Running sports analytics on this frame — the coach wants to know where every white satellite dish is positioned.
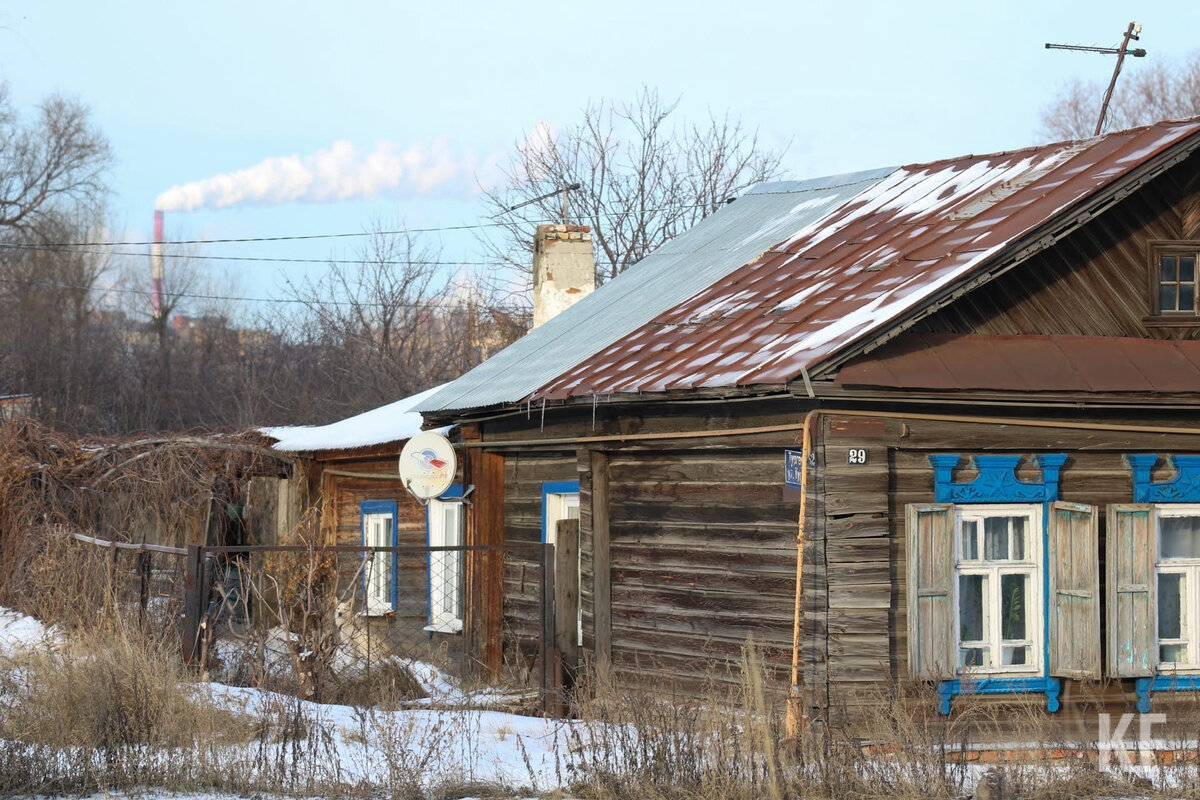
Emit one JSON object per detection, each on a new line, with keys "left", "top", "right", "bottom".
{"left": 399, "top": 431, "right": 457, "bottom": 500}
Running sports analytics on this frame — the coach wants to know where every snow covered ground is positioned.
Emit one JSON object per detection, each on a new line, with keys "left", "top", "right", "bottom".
{"left": 0, "top": 605, "right": 60, "bottom": 656}
{"left": 0, "top": 605, "right": 575, "bottom": 799}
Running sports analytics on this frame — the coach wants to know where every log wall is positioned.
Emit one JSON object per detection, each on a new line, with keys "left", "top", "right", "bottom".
{"left": 308, "top": 451, "right": 460, "bottom": 662}
{"left": 815, "top": 410, "right": 1200, "bottom": 738}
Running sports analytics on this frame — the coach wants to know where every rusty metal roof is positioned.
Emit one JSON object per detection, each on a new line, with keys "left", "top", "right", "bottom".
{"left": 532, "top": 119, "right": 1200, "bottom": 402}
{"left": 836, "top": 334, "right": 1200, "bottom": 393}
{"left": 416, "top": 168, "right": 896, "bottom": 414}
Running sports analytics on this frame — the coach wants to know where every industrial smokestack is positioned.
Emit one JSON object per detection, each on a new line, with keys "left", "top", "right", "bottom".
{"left": 151, "top": 210, "right": 164, "bottom": 317}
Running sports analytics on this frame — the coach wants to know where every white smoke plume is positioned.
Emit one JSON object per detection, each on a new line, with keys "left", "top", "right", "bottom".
{"left": 155, "top": 138, "right": 501, "bottom": 212}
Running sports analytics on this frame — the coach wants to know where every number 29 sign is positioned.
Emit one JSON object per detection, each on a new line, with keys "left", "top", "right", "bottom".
{"left": 847, "top": 448, "right": 868, "bottom": 466}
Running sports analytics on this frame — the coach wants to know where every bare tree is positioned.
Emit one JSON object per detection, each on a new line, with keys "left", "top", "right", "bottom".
{"left": 0, "top": 209, "right": 125, "bottom": 430}
{"left": 1040, "top": 51, "right": 1200, "bottom": 140}
{"left": 483, "top": 87, "right": 786, "bottom": 293}
{"left": 283, "top": 225, "right": 481, "bottom": 419}
{"left": 0, "top": 83, "right": 111, "bottom": 233}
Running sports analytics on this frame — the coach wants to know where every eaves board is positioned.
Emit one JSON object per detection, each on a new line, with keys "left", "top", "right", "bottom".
{"left": 416, "top": 167, "right": 897, "bottom": 414}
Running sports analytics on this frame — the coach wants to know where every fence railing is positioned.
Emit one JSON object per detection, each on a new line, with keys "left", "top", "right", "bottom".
{"left": 70, "top": 530, "right": 582, "bottom": 715}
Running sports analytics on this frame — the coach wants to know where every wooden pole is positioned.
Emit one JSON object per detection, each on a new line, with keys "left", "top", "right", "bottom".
{"left": 1095, "top": 22, "right": 1139, "bottom": 137}
{"left": 555, "top": 518, "right": 580, "bottom": 709}
{"left": 590, "top": 451, "right": 612, "bottom": 670}
{"left": 541, "top": 542, "right": 560, "bottom": 716}
{"left": 182, "top": 544, "right": 204, "bottom": 666}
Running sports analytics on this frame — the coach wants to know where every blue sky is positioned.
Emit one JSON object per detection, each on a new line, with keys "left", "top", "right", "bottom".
{"left": 2, "top": 1, "right": 1199, "bottom": 315}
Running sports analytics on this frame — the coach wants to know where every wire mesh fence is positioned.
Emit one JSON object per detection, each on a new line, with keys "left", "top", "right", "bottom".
{"left": 70, "top": 534, "right": 557, "bottom": 712}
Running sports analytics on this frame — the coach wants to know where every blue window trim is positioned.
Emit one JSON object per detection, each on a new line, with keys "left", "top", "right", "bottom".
{"left": 1125, "top": 454, "right": 1200, "bottom": 710}
{"left": 425, "top": 485, "right": 464, "bottom": 631}
{"left": 1126, "top": 454, "right": 1200, "bottom": 503}
{"left": 541, "top": 480, "right": 580, "bottom": 543}
{"left": 928, "top": 453, "right": 1067, "bottom": 714}
{"left": 1135, "top": 675, "right": 1200, "bottom": 712}
{"left": 361, "top": 499, "right": 399, "bottom": 610}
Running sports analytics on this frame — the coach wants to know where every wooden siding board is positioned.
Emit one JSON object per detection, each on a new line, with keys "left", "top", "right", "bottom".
{"left": 600, "top": 447, "right": 800, "bottom": 691}
{"left": 914, "top": 154, "right": 1200, "bottom": 341}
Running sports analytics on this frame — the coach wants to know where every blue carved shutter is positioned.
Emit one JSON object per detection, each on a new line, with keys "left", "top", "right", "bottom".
{"left": 906, "top": 503, "right": 955, "bottom": 679}
{"left": 1048, "top": 502, "right": 1100, "bottom": 679}
{"left": 1107, "top": 504, "right": 1155, "bottom": 678}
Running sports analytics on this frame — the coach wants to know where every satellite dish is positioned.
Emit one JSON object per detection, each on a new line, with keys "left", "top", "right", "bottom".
{"left": 399, "top": 431, "right": 457, "bottom": 500}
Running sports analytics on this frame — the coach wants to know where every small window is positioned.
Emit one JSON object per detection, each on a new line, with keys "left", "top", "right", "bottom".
{"left": 361, "top": 501, "right": 397, "bottom": 615}
{"left": 427, "top": 492, "right": 464, "bottom": 633}
{"left": 1150, "top": 243, "right": 1200, "bottom": 318}
{"left": 955, "top": 506, "right": 1042, "bottom": 674}
{"left": 1156, "top": 508, "right": 1200, "bottom": 670}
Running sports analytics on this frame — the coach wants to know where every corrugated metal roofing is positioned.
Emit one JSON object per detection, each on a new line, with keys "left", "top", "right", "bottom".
{"left": 836, "top": 334, "right": 1200, "bottom": 393}
{"left": 533, "top": 119, "right": 1200, "bottom": 401}
{"left": 417, "top": 167, "right": 897, "bottom": 413}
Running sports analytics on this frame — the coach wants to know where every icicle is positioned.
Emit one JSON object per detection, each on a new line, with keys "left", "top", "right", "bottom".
{"left": 540, "top": 398, "right": 547, "bottom": 431}
{"left": 591, "top": 393, "right": 598, "bottom": 430}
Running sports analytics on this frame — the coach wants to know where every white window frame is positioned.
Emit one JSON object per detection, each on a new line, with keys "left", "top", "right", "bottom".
{"left": 426, "top": 497, "right": 464, "bottom": 633}
{"left": 1155, "top": 504, "right": 1200, "bottom": 672}
{"left": 362, "top": 510, "right": 394, "bottom": 616}
{"left": 954, "top": 504, "right": 1043, "bottom": 677}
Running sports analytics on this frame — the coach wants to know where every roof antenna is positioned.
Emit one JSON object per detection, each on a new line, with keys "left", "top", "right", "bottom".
{"left": 494, "top": 183, "right": 582, "bottom": 223}
{"left": 1045, "top": 21, "right": 1146, "bottom": 137}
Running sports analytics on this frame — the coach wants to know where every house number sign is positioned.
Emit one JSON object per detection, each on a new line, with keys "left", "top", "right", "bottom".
{"left": 847, "top": 448, "right": 868, "bottom": 465}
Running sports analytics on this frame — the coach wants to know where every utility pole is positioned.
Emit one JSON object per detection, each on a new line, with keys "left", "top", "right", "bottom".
{"left": 1046, "top": 22, "right": 1146, "bottom": 137}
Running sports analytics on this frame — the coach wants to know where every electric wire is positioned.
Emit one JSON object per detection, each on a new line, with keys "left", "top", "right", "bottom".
{"left": 0, "top": 243, "right": 499, "bottom": 267}
{"left": 0, "top": 274, "right": 528, "bottom": 311}
{"left": 0, "top": 196, "right": 731, "bottom": 249}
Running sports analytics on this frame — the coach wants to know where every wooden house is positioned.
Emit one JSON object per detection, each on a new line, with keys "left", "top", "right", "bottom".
{"left": 260, "top": 385, "right": 465, "bottom": 662}
{"left": 415, "top": 118, "right": 1200, "bottom": 738}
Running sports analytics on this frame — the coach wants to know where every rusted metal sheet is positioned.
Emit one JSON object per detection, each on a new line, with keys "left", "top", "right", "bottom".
{"left": 835, "top": 333, "right": 1200, "bottom": 393}
{"left": 417, "top": 169, "right": 896, "bottom": 414}
{"left": 534, "top": 120, "right": 1200, "bottom": 402}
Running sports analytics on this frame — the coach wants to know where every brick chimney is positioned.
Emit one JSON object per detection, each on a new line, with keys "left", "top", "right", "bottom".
{"left": 533, "top": 224, "right": 595, "bottom": 328}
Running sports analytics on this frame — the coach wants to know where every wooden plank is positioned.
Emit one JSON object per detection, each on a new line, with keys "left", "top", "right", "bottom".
{"left": 1107, "top": 503, "right": 1155, "bottom": 677}
{"left": 1049, "top": 502, "right": 1101, "bottom": 680}
{"left": 828, "top": 416, "right": 887, "bottom": 439}
{"left": 591, "top": 450, "right": 612, "bottom": 669}
{"left": 541, "top": 542, "right": 559, "bottom": 716}
{"left": 245, "top": 477, "right": 279, "bottom": 546}
{"left": 555, "top": 519, "right": 580, "bottom": 699}
{"left": 466, "top": 450, "right": 505, "bottom": 678}
{"left": 181, "top": 543, "right": 204, "bottom": 665}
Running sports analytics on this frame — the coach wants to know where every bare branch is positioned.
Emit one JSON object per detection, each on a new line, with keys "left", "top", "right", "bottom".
{"left": 481, "top": 86, "right": 786, "bottom": 297}
{"left": 1040, "top": 51, "right": 1200, "bottom": 140}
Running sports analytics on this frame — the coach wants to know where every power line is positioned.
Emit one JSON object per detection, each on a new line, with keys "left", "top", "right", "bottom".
{"left": 0, "top": 194, "right": 739, "bottom": 249}
{"left": 0, "top": 274, "right": 527, "bottom": 312}
{"left": 0, "top": 219, "right": 531, "bottom": 249}
{"left": 0, "top": 242, "right": 498, "bottom": 268}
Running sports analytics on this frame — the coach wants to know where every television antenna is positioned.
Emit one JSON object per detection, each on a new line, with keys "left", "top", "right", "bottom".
{"left": 1046, "top": 21, "right": 1146, "bottom": 137}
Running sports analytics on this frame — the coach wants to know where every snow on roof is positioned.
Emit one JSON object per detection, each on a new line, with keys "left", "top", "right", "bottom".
{"left": 260, "top": 384, "right": 448, "bottom": 453}
{"left": 533, "top": 119, "right": 1200, "bottom": 399}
